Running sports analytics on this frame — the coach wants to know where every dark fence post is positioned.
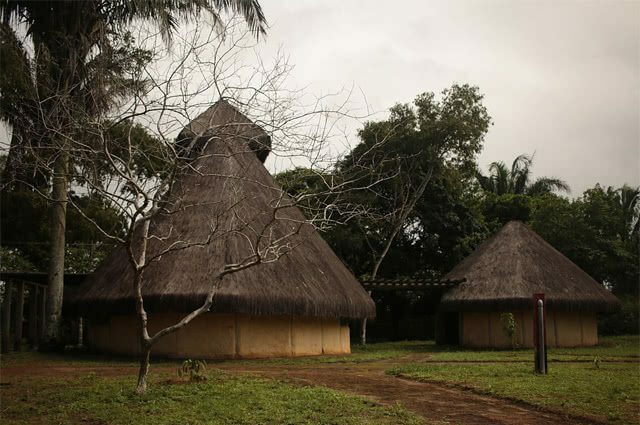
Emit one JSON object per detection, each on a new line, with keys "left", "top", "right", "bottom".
{"left": 38, "top": 286, "right": 46, "bottom": 345}
{"left": 13, "top": 281, "right": 25, "bottom": 351}
{"left": 1, "top": 281, "right": 13, "bottom": 353}
{"left": 29, "top": 285, "right": 39, "bottom": 350}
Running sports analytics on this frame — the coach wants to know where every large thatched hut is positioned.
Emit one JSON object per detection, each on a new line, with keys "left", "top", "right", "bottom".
{"left": 437, "top": 221, "right": 620, "bottom": 348}
{"left": 67, "top": 100, "right": 375, "bottom": 359}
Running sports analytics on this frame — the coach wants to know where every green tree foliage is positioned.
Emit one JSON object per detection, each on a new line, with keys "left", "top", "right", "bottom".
{"left": 0, "top": 1, "right": 266, "bottom": 189}
{"left": 0, "top": 246, "right": 35, "bottom": 272}
{"left": 476, "top": 154, "right": 570, "bottom": 196}
{"left": 278, "top": 85, "right": 492, "bottom": 281}
{"left": 0, "top": 190, "right": 126, "bottom": 271}
{"left": 482, "top": 193, "right": 532, "bottom": 228}
{"left": 335, "top": 84, "right": 492, "bottom": 278}
{"left": 530, "top": 185, "right": 639, "bottom": 297}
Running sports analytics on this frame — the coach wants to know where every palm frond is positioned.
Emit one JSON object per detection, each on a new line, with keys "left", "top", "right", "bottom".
{"left": 475, "top": 169, "right": 494, "bottom": 193}
{"left": 510, "top": 153, "right": 532, "bottom": 194}
{"left": 0, "top": 21, "right": 36, "bottom": 125}
{"left": 525, "top": 177, "right": 570, "bottom": 196}
{"left": 106, "top": 0, "right": 266, "bottom": 43}
{"left": 488, "top": 161, "right": 509, "bottom": 195}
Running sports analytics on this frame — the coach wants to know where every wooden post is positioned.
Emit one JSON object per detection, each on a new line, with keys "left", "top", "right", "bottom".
{"left": 13, "top": 281, "right": 25, "bottom": 351}
{"left": 38, "top": 285, "right": 46, "bottom": 344}
{"left": 1, "top": 281, "right": 12, "bottom": 353}
{"left": 28, "top": 285, "right": 39, "bottom": 350}
{"left": 533, "top": 293, "right": 548, "bottom": 374}
{"left": 78, "top": 316, "right": 83, "bottom": 347}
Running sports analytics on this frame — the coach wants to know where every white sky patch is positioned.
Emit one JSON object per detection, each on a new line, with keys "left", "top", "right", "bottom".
{"left": 255, "top": 0, "right": 640, "bottom": 195}
{"left": 1, "top": 0, "right": 638, "bottom": 196}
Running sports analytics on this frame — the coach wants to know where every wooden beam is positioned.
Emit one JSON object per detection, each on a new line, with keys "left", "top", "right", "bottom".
{"left": 38, "top": 286, "right": 46, "bottom": 344}
{"left": 28, "top": 285, "right": 39, "bottom": 350}
{"left": 1, "top": 282, "right": 12, "bottom": 353}
{"left": 13, "top": 281, "right": 25, "bottom": 351}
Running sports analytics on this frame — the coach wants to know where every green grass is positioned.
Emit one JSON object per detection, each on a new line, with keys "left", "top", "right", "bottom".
{"left": 4, "top": 335, "right": 636, "bottom": 368}
{"left": 2, "top": 335, "right": 637, "bottom": 424}
{"left": 388, "top": 361, "right": 639, "bottom": 423}
{"left": 1, "top": 370, "right": 424, "bottom": 425}
{"left": 350, "top": 335, "right": 639, "bottom": 363}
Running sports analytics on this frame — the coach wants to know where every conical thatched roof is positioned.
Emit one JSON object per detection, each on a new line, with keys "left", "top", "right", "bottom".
{"left": 440, "top": 221, "right": 620, "bottom": 313}
{"left": 67, "top": 101, "right": 375, "bottom": 319}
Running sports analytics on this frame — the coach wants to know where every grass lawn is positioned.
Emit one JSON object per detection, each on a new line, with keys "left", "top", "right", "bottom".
{"left": 2, "top": 335, "right": 637, "bottom": 424}
{"left": 426, "top": 334, "right": 640, "bottom": 362}
{"left": 5, "top": 335, "right": 635, "bottom": 369}
{"left": 231, "top": 334, "right": 640, "bottom": 365}
{"left": 389, "top": 357, "right": 639, "bottom": 423}
{"left": 1, "top": 369, "right": 423, "bottom": 425}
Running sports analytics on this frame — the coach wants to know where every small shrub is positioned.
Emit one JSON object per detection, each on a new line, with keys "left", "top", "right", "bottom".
{"left": 598, "top": 296, "right": 639, "bottom": 335}
{"left": 178, "top": 359, "right": 207, "bottom": 382}
{"left": 500, "top": 312, "right": 518, "bottom": 348}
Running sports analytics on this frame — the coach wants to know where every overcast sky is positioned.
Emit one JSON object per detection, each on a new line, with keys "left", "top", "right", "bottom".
{"left": 256, "top": 0, "right": 639, "bottom": 196}
{"left": 1, "top": 1, "right": 636, "bottom": 196}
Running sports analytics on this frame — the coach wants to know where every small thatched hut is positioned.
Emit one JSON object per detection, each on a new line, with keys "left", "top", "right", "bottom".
{"left": 437, "top": 221, "right": 620, "bottom": 348}
{"left": 67, "top": 100, "right": 375, "bottom": 359}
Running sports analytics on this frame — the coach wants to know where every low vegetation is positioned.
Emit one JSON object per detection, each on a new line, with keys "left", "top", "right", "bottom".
{"left": 2, "top": 335, "right": 637, "bottom": 424}
{"left": 1, "top": 370, "right": 422, "bottom": 425}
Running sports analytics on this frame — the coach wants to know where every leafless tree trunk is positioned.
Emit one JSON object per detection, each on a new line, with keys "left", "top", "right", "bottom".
{"left": 44, "top": 149, "right": 69, "bottom": 345}
{"left": 10, "top": 19, "right": 376, "bottom": 393}
{"left": 136, "top": 344, "right": 152, "bottom": 394}
{"left": 360, "top": 168, "right": 434, "bottom": 345}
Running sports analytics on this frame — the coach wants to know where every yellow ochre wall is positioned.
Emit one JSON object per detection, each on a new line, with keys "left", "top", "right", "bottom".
{"left": 460, "top": 310, "right": 598, "bottom": 348}
{"left": 86, "top": 313, "right": 351, "bottom": 359}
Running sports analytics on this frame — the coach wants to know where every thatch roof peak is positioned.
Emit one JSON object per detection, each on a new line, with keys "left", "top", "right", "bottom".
{"left": 440, "top": 220, "right": 620, "bottom": 312}
{"left": 67, "top": 103, "right": 375, "bottom": 319}
{"left": 176, "top": 99, "right": 271, "bottom": 163}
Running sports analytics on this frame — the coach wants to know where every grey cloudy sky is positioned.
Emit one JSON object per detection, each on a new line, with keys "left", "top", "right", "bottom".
{"left": 257, "top": 0, "right": 639, "bottom": 195}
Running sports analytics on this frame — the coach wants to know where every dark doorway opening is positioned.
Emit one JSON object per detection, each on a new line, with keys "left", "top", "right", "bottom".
{"left": 436, "top": 312, "right": 459, "bottom": 345}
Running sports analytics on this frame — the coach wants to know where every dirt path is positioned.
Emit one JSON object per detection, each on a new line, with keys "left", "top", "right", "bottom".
{"left": 214, "top": 362, "right": 602, "bottom": 425}
{"left": 2, "top": 359, "right": 605, "bottom": 425}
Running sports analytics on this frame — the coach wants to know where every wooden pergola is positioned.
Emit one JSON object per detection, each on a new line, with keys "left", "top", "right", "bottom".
{"left": 0, "top": 272, "right": 88, "bottom": 353}
{"left": 360, "top": 277, "right": 465, "bottom": 291}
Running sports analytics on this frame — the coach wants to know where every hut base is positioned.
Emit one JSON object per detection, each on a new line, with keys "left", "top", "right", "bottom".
{"left": 85, "top": 313, "right": 351, "bottom": 358}
{"left": 454, "top": 310, "right": 598, "bottom": 348}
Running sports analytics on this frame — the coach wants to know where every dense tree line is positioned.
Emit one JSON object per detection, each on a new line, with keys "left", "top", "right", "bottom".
{"left": 276, "top": 90, "right": 638, "bottom": 337}
{"left": 2, "top": 67, "right": 636, "bottom": 337}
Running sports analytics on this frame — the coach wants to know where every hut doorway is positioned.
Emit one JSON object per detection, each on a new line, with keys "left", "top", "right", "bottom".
{"left": 440, "top": 312, "right": 460, "bottom": 345}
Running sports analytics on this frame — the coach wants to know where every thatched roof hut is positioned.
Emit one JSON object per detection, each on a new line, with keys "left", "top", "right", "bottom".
{"left": 437, "top": 221, "right": 619, "bottom": 347}
{"left": 67, "top": 101, "right": 374, "bottom": 358}
{"left": 440, "top": 220, "right": 620, "bottom": 313}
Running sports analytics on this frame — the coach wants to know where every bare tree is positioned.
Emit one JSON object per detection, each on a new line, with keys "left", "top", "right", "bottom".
{"left": 0, "top": 0, "right": 267, "bottom": 348}
{"left": 335, "top": 87, "right": 492, "bottom": 344}
{"left": 6, "top": 19, "right": 381, "bottom": 393}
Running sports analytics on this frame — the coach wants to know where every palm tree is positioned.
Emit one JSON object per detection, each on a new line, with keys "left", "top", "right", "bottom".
{"left": 619, "top": 184, "right": 639, "bottom": 238}
{"left": 476, "top": 154, "right": 570, "bottom": 196}
{"left": 0, "top": 0, "right": 267, "bottom": 346}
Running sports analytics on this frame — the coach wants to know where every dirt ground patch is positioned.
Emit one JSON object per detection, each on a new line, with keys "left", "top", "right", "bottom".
{"left": 214, "top": 362, "right": 605, "bottom": 425}
{"left": 1, "top": 358, "right": 606, "bottom": 425}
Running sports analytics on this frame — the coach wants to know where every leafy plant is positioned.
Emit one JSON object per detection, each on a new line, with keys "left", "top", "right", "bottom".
{"left": 177, "top": 359, "right": 207, "bottom": 382}
{"left": 500, "top": 312, "right": 517, "bottom": 347}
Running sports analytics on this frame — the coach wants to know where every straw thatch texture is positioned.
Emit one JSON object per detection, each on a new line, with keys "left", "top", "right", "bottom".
{"left": 440, "top": 221, "right": 620, "bottom": 313}
{"left": 67, "top": 101, "right": 375, "bottom": 319}
{"left": 176, "top": 100, "right": 271, "bottom": 163}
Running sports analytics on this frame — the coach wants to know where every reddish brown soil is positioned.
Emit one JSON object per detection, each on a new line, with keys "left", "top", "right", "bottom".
{"left": 215, "top": 362, "right": 604, "bottom": 425}
{"left": 1, "top": 358, "right": 606, "bottom": 425}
